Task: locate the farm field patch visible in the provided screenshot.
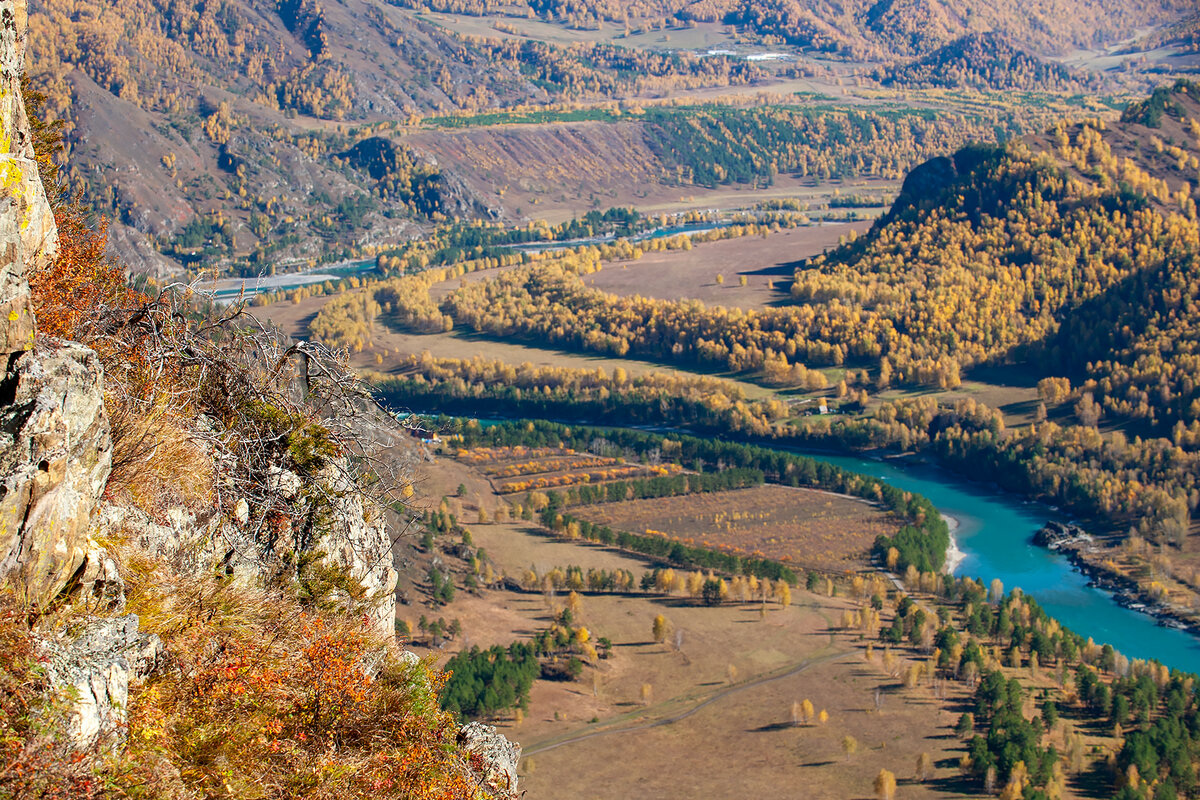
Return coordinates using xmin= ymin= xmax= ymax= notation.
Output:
xmin=575 ymin=485 xmax=895 ymax=573
xmin=458 ymin=445 xmax=684 ymax=494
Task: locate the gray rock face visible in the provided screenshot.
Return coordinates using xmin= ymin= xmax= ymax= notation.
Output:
xmin=91 ymin=502 xmax=218 ymax=576
xmin=0 ymin=0 xmax=58 ymax=355
xmin=319 ymin=461 xmax=398 ymax=635
xmin=94 ymin=462 xmax=398 ymax=638
xmin=0 ymin=341 xmax=112 ymax=607
xmin=41 ymin=614 xmax=162 ymax=751
xmin=460 ymin=721 xmax=521 ymax=799
xmin=73 ymin=540 xmax=126 ymax=612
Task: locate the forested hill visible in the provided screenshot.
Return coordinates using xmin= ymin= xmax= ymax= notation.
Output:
xmin=400 ymin=0 xmax=1194 ymax=58
xmin=797 ymin=80 xmax=1200 ymax=438
xmin=877 ymin=33 xmax=1089 ymax=92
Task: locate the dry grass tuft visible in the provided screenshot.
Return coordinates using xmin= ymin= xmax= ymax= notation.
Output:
xmin=105 ymin=403 xmax=214 ymax=516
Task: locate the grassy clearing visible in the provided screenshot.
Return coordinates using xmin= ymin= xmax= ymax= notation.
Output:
xmin=574 ymin=485 xmax=894 ymax=574
xmin=590 ymin=222 xmax=870 ymax=309
xmin=404 ymin=519 xmax=984 ymax=800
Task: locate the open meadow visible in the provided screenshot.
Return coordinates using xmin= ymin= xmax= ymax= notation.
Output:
xmin=574 ymin=485 xmax=894 ymax=574
xmin=406 ymin=519 xmax=969 ymax=800
xmin=590 ymin=221 xmax=872 ymax=309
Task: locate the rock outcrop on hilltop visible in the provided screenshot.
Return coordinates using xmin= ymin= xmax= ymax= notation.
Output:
xmin=0 ymin=2 xmax=519 ymax=792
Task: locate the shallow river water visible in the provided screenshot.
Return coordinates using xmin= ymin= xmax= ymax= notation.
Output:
xmin=800 ymin=450 xmax=1200 ymax=673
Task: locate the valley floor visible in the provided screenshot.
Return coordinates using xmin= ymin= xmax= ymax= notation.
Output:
xmin=405 ymin=454 xmax=1109 ymax=800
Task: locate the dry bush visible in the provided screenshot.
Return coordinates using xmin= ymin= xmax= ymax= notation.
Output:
xmin=105 ymin=407 xmax=214 ymax=514
xmin=112 ymin=550 xmax=483 ymax=800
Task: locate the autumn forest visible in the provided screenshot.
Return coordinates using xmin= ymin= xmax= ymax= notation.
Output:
xmin=12 ymin=1 xmax=1200 ymax=799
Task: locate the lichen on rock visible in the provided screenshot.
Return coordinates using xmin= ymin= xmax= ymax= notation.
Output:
xmin=0 ymin=340 xmax=112 ymax=608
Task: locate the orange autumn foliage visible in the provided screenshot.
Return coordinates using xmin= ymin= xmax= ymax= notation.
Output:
xmin=29 ymin=207 xmax=141 ymax=343
xmin=110 ymin=556 xmax=486 ymax=800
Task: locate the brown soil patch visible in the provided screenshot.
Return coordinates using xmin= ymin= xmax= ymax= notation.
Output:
xmin=406 ymin=117 xmax=899 ymax=224
xmin=576 ymin=485 xmax=895 ymax=573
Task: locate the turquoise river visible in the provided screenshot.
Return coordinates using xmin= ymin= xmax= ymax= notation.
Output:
xmin=802 ymin=450 xmax=1200 ymax=673
xmin=438 ymin=414 xmax=1200 ymax=672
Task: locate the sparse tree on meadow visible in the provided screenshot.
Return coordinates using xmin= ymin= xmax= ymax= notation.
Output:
xmin=652 ymin=614 xmax=669 ymax=644
xmin=915 ymin=752 xmax=932 ymax=782
xmin=842 ymin=735 xmax=858 ymax=760
xmin=875 ymin=769 xmax=896 ymax=800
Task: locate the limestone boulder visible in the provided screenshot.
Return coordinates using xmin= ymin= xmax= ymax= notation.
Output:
xmin=41 ymin=614 xmax=162 ymax=750
xmin=0 ymin=341 xmax=112 ymax=607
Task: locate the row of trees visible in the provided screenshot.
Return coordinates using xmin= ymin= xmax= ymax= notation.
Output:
xmin=429 ymin=418 xmax=949 ymax=573
xmin=372 ymin=353 xmax=790 ymax=437
xmin=641 ymin=103 xmax=1021 ymax=186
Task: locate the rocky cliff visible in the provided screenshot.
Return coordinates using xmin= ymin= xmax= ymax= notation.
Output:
xmin=0 ymin=0 xmax=108 ymax=610
xmin=0 ymin=2 xmax=519 ymax=791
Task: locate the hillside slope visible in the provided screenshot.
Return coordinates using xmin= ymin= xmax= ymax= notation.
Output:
xmin=28 ymin=0 xmax=545 ymax=275
xmin=28 ymin=0 xmax=1197 ymax=278
xmin=878 ymin=32 xmax=1090 ymax=91
xmin=402 ymin=0 xmax=1196 ymax=57
xmin=2 ymin=2 xmax=523 ymax=795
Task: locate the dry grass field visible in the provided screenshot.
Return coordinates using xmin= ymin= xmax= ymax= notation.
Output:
xmin=590 ymin=221 xmax=872 ymax=309
xmin=410 ymin=521 xmax=1105 ymax=800
xmin=402 ymin=455 xmax=1110 ymax=800
xmin=406 ymin=114 xmax=898 ymax=224
xmin=575 ymin=485 xmax=894 ymax=573
xmin=407 ymin=522 xmax=965 ymax=800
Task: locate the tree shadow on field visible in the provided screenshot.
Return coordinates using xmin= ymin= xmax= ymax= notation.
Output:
xmin=943 ymin=696 xmax=976 ymax=716
xmin=749 ymin=721 xmax=798 ymax=732
xmin=927 ymin=772 xmax=979 ymax=795
xmin=1070 ymin=760 xmax=1115 ymax=798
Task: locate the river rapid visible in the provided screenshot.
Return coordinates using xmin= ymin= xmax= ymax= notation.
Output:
xmin=802 ymin=450 xmax=1200 ymax=673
